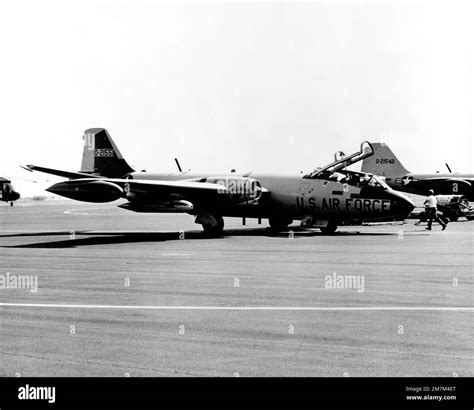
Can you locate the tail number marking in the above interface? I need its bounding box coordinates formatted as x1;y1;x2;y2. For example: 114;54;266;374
375;158;395;164
95;149;114;157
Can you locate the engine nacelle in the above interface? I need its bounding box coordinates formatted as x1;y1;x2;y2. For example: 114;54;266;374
46;180;124;203
202;176;263;202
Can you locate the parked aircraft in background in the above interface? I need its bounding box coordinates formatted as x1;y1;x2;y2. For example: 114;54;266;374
361;143;474;201
0;177;20;206
25;129;414;234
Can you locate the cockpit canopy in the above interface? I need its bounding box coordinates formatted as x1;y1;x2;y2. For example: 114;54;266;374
317;170;389;190
363;174;388;189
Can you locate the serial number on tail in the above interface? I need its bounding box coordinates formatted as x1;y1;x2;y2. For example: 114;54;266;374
94;149;114;157
375;158;395;164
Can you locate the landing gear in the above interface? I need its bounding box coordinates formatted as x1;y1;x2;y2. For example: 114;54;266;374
268;216;293;231
10;201;13;207
201;215;224;236
320;221;337;234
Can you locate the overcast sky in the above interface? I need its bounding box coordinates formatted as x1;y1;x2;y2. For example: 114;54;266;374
0;0;472;196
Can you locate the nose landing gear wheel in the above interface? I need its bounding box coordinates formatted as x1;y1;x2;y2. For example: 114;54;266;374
320;221;337;234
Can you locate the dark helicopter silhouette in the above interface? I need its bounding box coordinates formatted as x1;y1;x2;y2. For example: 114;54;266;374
0;177;20;206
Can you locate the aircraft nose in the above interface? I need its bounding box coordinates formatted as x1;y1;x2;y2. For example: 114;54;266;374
389;191;415;218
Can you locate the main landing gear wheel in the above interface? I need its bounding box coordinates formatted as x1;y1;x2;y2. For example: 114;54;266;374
202;215;224;236
268;216;293;231
320;221;338;234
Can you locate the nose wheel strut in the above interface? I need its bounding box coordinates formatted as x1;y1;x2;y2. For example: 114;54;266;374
201;215;224;236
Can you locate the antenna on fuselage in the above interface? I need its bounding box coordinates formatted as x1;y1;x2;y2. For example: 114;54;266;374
445;163;452;173
174;158;183;172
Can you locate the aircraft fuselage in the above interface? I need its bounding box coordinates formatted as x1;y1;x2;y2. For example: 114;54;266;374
384;173;474;201
124;171;413;223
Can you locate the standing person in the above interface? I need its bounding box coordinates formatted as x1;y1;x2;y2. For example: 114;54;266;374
424;189;447;230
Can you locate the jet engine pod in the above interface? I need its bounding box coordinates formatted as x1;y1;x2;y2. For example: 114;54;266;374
46;179;124;203
204;176;263;202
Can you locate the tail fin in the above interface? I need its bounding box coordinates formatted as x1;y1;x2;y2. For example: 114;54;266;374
81;128;134;178
360;142;410;177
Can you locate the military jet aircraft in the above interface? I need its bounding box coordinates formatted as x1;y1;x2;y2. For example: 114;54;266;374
24;128;414;234
361;143;474;201
0;177;20;206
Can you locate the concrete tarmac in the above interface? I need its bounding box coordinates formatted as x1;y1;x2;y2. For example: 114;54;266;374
0;200;473;376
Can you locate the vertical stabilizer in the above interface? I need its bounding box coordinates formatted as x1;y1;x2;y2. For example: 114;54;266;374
81;128;134;178
361;143;410;177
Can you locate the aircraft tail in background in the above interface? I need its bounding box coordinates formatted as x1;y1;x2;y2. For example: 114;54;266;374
361;143;410;177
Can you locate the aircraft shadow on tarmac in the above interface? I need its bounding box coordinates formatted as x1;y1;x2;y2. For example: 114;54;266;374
0;228;397;248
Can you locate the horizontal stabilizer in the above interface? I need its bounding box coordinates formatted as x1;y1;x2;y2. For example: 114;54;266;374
24;165;99;180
